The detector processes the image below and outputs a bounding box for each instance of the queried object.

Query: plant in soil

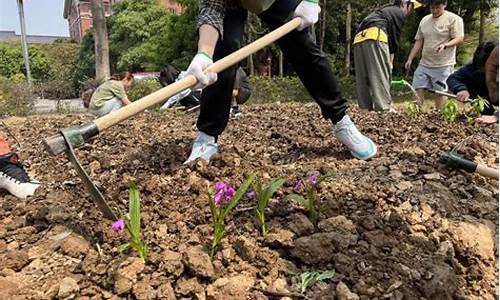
[112,182,147,261]
[465,96,489,124]
[405,101,422,117]
[441,98,460,123]
[287,173,333,228]
[293,269,336,294]
[208,174,255,257]
[251,176,286,236]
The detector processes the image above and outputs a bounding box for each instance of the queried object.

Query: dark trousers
[197,0,348,137]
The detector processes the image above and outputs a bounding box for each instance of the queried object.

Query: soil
[0,103,498,300]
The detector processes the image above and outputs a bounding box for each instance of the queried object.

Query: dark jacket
[447,63,494,115]
[356,6,406,54]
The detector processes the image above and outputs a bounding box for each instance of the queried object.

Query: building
[63,0,181,43]
[0,30,70,44]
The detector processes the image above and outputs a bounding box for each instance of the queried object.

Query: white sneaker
[0,153,40,199]
[184,131,219,164]
[334,115,377,160]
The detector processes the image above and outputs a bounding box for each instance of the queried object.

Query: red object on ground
[0,133,12,156]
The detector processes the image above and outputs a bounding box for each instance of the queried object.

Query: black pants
[197,0,348,137]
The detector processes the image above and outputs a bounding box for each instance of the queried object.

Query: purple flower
[111,219,125,232]
[308,175,317,186]
[214,189,224,206]
[246,189,256,200]
[225,186,236,202]
[294,180,303,191]
[215,181,226,192]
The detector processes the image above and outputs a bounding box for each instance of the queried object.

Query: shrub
[249,75,312,103]
[127,79,162,102]
[0,77,31,116]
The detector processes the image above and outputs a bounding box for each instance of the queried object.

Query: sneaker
[334,115,377,160]
[184,131,219,164]
[0,153,40,199]
[230,105,242,118]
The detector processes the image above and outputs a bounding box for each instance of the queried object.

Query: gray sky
[0,0,69,37]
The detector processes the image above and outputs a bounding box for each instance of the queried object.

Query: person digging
[183,0,377,164]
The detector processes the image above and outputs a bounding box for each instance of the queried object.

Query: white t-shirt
[415,11,464,68]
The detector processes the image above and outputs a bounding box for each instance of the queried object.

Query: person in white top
[405,0,464,109]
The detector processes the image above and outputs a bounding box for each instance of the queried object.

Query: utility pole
[17,0,32,90]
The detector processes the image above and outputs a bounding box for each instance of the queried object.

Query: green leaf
[117,243,130,253]
[128,182,141,240]
[287,194,307,205]
[315,270,335,281]
[262,177,286,203]
[221,174,256,219]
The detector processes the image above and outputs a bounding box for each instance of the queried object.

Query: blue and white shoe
[334,115,377,160]
[184,131,219,164]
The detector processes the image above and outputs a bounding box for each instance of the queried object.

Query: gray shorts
[412,64,454,91]
[89,97,123,117]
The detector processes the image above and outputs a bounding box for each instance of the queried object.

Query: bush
[0,77,31,116]
[249,76,312,103]
[249,75,358,104]
[127,79,162,101]
[0,41,79,100]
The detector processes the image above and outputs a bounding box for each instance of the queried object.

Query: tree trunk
[91,0,110,82]
[319,0,327,51]
[479,5,486,44]
[344,2,352,75]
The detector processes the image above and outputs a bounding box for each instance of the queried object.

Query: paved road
[32,98,86,114]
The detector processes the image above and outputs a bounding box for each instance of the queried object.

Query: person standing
[405,0,464,109]
[353,0,422,112]
[182,0,377,164]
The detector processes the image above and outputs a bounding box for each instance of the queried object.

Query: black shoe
[0,153,40,199]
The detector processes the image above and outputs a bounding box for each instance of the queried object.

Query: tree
[91,0,110,82]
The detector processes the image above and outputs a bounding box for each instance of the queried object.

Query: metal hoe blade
[60,130,117,221]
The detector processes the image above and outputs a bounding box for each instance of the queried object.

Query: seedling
[293,270,335,294]
[441,99,459,123]
[287,173,333,227]
[208,174,255,257]
[251,176,286,236]
[405,101,422,117]
[111,182,147,261]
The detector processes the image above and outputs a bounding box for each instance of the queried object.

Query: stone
[58,277,80,299]
[61,235,90,258]
[132,281,156,300]
[291,232,357,264]
[183,246,214,278]
[234,236,256,262]
[336,281,360,300]
[448,220,495,260]
[318,216,357,234]
[0,277,19,297]
[157,282,176,299]
[287,213,314,236]
[206,274,255,299]
[113,257,145,295]
[162,250,184,277]
[423,173,442,180]
[175,277,204,296]
[264,229,295,248]
[2,250,30,271]
[419,261,457,300]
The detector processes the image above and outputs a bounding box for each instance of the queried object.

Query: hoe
[43,18,302,220]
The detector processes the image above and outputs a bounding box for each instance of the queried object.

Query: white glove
[294,0,321,31]
[186,52,217,89]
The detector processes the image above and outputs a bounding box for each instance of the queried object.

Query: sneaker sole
[350,137,377,160]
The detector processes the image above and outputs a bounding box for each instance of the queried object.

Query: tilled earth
[0,104,498,300]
